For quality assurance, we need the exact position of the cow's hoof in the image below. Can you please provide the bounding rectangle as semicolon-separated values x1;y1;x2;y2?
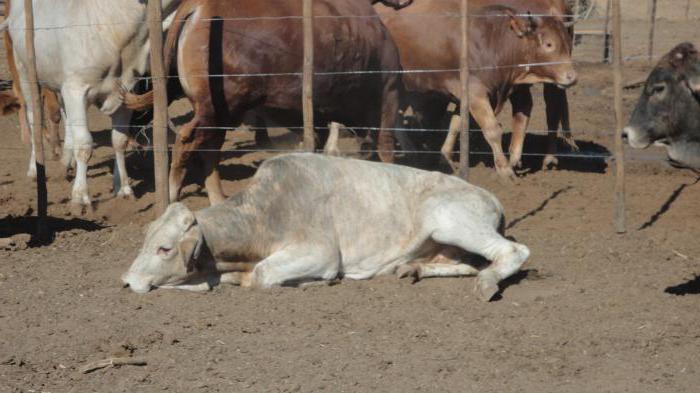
542;155;559;170
117;185;134;200
563;135;580;152
496;166;517;183
396;264;422;283
475;271;500;302
70;202;94;217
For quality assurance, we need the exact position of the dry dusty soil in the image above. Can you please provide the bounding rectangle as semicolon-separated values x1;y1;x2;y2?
1;18;700;393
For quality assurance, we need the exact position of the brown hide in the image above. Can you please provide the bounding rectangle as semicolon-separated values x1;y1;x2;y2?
162;0;403;205
377;0;577;176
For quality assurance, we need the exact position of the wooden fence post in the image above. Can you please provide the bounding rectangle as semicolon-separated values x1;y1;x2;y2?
23;0;48;242
612;0;626;233
147;0;169;217
458;0;470;180
302;0;315;152
647;0;657;64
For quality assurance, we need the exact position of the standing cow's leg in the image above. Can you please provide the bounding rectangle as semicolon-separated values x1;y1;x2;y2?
542;84;579;169
169;114;200;203
61;82;93;213
253;114;271;146
60;105;74;179
508;85;533;170
110;106;134;199
440;111;461;173
200;128;227;205
376;75;400;163
323;122;341;156
250;245;340;288
470;92;515;180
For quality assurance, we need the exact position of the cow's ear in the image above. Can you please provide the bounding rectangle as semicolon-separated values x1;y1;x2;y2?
179;224;203;273
507;10;537;37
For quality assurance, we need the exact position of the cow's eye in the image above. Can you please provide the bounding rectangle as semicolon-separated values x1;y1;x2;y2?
652;84;666;95
158;246;173;256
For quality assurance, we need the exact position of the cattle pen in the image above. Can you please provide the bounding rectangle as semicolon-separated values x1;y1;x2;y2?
2;1;700;392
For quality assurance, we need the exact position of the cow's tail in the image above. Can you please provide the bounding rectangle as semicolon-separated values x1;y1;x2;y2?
122;1;199;111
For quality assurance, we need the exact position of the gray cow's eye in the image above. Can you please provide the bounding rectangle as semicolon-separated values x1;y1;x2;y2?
651;84;666;95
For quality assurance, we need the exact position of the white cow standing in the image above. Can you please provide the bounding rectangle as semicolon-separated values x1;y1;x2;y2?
1;0;180;212
123;154;530;301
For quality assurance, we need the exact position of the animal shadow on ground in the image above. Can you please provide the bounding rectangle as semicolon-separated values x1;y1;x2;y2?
638;177;700;230
492;268;546;301
665;275;700;296
506;186;573;230
0;215;106;246
396;91;610;174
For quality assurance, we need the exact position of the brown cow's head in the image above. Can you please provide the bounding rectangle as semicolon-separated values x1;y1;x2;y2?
371;0;413;10
505;9;577;88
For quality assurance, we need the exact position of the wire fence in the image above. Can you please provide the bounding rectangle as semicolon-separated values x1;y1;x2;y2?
1;3;690;166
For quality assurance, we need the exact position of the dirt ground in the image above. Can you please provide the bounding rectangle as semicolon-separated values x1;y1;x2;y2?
1;17;700;393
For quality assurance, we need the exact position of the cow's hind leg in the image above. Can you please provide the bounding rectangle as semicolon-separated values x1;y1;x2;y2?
508;85;533;170
61;82;93;213
110;106;134;199
250;245;340;288
427;201;529;301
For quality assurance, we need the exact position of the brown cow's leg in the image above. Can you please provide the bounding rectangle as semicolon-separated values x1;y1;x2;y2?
470;95;515;180
169;116;200;203
542;84;578;169
440;112;461;173
201;128;227;205
508;85;533;170
43;90;62;161
377;80;399;163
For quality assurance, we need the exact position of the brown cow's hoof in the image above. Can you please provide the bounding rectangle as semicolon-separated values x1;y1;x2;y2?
562;134;580;152
496;166;517;183
396;264;422;283
542;154;559;170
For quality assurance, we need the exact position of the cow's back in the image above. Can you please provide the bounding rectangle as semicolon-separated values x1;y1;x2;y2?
178;0;401;126
245;154;498;276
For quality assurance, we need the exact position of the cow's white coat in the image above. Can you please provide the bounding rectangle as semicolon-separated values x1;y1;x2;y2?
123;154;530;301
2;0;180;208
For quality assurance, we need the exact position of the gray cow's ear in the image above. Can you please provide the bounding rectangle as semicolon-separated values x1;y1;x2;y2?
179;224;203;272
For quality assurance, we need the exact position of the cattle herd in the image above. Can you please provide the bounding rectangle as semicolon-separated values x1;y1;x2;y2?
0;1;699;299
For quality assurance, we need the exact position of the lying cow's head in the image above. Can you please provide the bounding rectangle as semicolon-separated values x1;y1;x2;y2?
623;42;700;169
371;0;413;10
122;203;205;293
505;9;577;88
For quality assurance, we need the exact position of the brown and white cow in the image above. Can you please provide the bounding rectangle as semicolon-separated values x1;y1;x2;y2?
376;0;577;178
125;0;407;205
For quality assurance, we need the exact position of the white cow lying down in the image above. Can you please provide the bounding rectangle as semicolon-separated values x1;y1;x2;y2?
122;153;530;301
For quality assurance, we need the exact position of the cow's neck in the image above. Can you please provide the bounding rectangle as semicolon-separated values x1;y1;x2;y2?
194;192;268;265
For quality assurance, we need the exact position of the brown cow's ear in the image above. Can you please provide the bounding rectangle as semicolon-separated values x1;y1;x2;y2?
507;10;537;37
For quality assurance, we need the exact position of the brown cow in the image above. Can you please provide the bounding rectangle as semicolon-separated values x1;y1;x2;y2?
377;0;577;179
125;0;407;205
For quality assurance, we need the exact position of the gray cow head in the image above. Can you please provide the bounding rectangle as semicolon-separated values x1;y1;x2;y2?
623;42;700;169
122;203;206;293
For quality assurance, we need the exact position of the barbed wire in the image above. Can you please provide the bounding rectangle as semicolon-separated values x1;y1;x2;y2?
1;13;613;32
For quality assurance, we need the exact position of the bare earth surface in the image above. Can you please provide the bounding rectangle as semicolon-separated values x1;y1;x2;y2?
1;18;700;393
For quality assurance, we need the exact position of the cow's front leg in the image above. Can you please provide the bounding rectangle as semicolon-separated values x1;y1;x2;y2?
323;122;341;156
110;106;134;199
61;83;93;214
251;245;340;288
508;85;533;170
440;112;461;173
470;95;515;180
